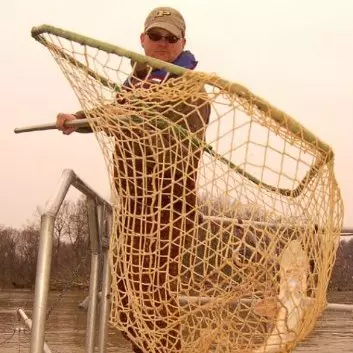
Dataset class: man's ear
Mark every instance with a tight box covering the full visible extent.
[140,33,145,48]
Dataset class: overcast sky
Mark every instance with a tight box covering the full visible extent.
[2,0,352,228]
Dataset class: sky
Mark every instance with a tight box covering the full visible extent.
[1,0,353,228]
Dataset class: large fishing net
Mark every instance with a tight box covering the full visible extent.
[32,25,343,353]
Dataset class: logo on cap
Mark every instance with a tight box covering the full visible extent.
[155,10,172,18]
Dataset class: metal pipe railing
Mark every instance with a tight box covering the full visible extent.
[18,308,52,353]
[29,169,112,353]
[30,214,55,353]
[86,197,101,353]
[30,169,75,353]
[98,251,112,353]
[97,207,112,353]
[326,303,353,312]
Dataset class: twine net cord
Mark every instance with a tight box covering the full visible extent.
[32,26,343,353]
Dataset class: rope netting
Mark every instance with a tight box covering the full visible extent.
[32,25,343,353]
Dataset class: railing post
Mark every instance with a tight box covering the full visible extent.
[30,169,75,353]
[85,197,100,353]
[98,211,112,353]
[30,214,55,353]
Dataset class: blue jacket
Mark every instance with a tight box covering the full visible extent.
[148,50,197,80]
[124,50,197,88]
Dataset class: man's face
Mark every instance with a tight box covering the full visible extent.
[140,28,186,63]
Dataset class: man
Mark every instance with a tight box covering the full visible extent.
[56,6,200,133]
[57,7,210,353]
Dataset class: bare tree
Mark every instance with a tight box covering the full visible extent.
[0,226,20,286]
[0,197,91,289]
[329,239,353,291]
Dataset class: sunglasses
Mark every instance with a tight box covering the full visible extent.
[146,32,180,44]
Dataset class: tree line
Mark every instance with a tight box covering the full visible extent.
[0,198,91,289]
[0,198,352,291]
[330,237,353,291]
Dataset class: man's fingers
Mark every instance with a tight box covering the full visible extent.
[63,127,76,135]
[56,113,77,133]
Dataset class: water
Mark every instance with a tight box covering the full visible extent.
[0,290,352,352]
[0,290,129,353]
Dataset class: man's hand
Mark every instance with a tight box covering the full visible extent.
[56,113,77,135]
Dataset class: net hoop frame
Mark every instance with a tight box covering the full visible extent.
[31,24,334,199]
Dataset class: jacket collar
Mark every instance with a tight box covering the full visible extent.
[150,50,197,80]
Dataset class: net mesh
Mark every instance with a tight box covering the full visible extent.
[32,26,343,353]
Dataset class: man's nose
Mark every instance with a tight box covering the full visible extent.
[157,38,169,46]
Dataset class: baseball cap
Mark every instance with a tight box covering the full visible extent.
[144,7,186,38]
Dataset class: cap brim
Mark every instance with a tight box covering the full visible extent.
[145,22,182,38]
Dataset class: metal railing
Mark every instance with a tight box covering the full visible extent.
[17,169,353,353]
[22,169,112,353]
